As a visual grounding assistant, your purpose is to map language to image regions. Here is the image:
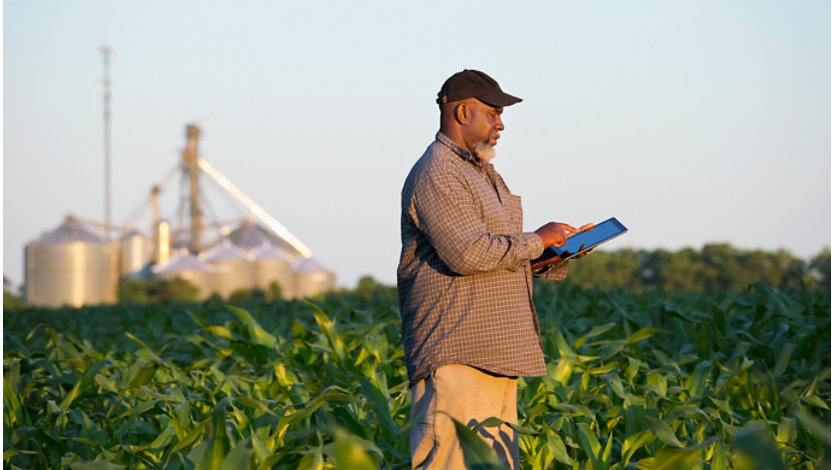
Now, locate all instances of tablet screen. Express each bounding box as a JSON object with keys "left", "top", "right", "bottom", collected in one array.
[{"left": 548, "top": 217, "right": 627, "bottom": 259}]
